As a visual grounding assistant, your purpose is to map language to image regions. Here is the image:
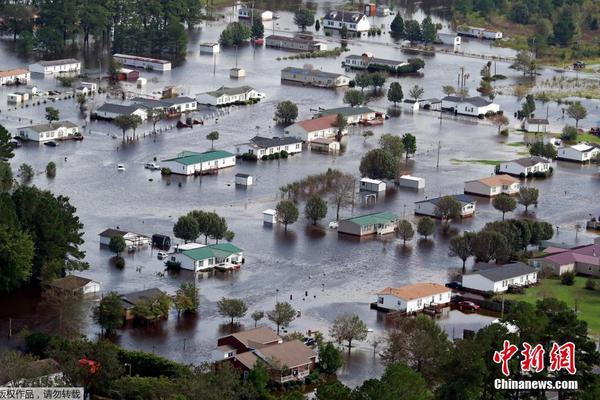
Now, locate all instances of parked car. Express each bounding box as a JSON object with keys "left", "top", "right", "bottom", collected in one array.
[
  {"left": 445, "top": 281, "right": 462, "bottom": 289},
  {"left": 127, "top": 244, "right": 136, "bottom": 253},
  {"left": 303, "top": 337, "right": 316, "bottom": 346},
  {"left": 44, "top": 141, "right": 59, "bottom": 147},
  {"left": 157, "top": 251, "right": 167, "bottom": 260},
  {"left": 458, "top": 301, "right": 480, "bottom": 312},
  {"left": 145, "top": 162, "right": 160, "bottom": 170},
  {"left": 117, "top": 164, "right": 126, "bottom": 171},
  {"left": 9, "top": 140, "right": 22, "bottom": 148}
]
